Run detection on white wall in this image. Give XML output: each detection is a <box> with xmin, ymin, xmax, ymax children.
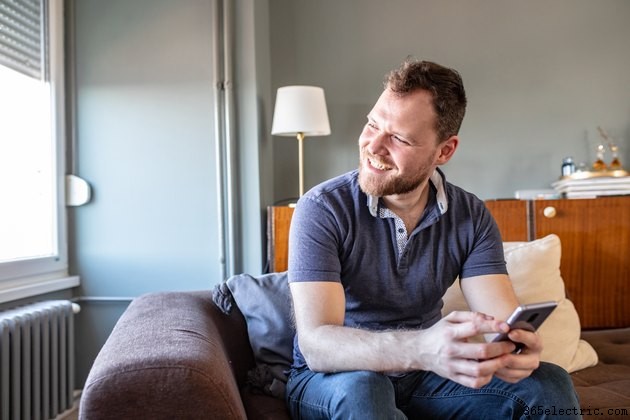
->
<box><xmin>269</xmin><ymin>0</ymin><xmax>630</xmax><ymax>200</ymax></box>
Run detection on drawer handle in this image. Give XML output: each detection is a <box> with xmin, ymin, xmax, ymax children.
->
<box><xmin>543</xmin><ymin>206</ymin><xmax>557</xmax><ymax>218</ymax></box>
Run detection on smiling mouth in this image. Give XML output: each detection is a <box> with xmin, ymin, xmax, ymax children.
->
<box><xmin>367</xmin><ymin>157</ymin><xmax>393</xmax><ymax>171</ymax></box>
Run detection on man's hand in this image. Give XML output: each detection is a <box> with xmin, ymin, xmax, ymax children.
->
<box><xmin>492</xmin><ymin>328</ymin><xmax>542</xmax><ymax>383</ymax></box>
<box><xmin>453</xmin><ymin>273</ymin><xmax>542</xmax><ymax>386</ymax></box>
<box><xmin>421</xmin><ymin>311</ymin><xmax>518</xmax><ymax>388</ymax></box>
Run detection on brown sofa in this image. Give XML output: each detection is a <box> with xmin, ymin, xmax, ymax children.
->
<box><xmin>80</xmin><ymin>291</ymin><xmax>630</xmax><ymax>420</ymax></box>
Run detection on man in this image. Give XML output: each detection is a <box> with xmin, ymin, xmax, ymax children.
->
<box><xmin>285</xmin><ymin>59</ymin><xmax>580</xmax><ymax>419</ymax></box>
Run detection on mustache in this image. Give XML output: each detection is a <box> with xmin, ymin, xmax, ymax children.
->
<box><xmin>360</xmin><ymin>149</ymin><xmax>393</xmax><ymax>168</ymax></box>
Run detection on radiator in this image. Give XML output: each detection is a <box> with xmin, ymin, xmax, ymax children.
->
<box><xmin>0</xmin><ymin>300</ymin><xmax>79</xmax><ymax>420</ymax></box>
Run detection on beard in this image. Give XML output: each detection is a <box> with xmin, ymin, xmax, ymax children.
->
<box><xmin>358</xmin><ymin>149</ymin><xmax>433</xmax><ymax>197</ymax></box>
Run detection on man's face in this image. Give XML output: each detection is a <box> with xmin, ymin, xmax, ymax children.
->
<box><xmin>358</xmin><ymin>88</ymin><xmax>446</xmax><ymax>197</ymax></box>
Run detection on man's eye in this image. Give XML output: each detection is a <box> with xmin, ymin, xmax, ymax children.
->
<box><xmin>393</xmin><ymin>136</ymin><xmax>409</xmax><ymax>145</ymax></box>
<box><xmin>367</xmin><ymin>122</ymin><xmax>377</xmax><ymax>129</ymax></box>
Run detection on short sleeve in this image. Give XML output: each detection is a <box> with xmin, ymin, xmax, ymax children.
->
<box><xmin>459</xmin><ymin>204</ymin><xmax>508</xmax><ymax>279</ymax></box>
<box><xmin>287</xmin><ymin>196</ymin><xmax>342</xmax><ymax>283</ymax></box>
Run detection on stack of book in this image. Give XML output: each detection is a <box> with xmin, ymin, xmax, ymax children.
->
<box><xmin>551</xmin><ymin>170</ymin><xmax>630</xmax><ymax>198</ymax></box>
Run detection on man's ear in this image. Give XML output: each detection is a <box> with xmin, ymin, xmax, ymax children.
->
<box><xmin>436</xmin><ymin>135</ymin><xmax>459</xmax><ymax>165</ymax></box>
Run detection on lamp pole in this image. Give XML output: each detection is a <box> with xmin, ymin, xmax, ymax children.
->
<box><xmin>297</xmin><ymin>131</ymin><xmax>305</xmax><ymax>196</ymax></box>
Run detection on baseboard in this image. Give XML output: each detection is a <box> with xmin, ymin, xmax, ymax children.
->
<box><xmin>55</xmin><ymin>390</ymin><xmax>82</xmax><ymax>420</ymax></box>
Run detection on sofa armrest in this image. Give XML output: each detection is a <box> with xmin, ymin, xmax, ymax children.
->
<box><xmin>80</xmin><ymin>291</ymin><xmax>254</xmax><ymax>420</ymax></box>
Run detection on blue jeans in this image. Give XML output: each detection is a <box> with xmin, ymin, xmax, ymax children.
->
<box><xmin>286</xmin><ymin>362</ymin><xmax>581</xmax><ymax>419</ymax></box>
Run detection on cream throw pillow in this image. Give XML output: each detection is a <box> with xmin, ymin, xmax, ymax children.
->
<box><xmin>441</xmin><ymin>234</ymin><xmax>598</xmax><ymax>373</ymax></box>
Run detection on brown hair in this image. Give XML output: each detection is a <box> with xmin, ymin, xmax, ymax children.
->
<box><xmin>384</xmin><ymin>58</ymin><xmax>467</xmax><ymax>142</ymax></box>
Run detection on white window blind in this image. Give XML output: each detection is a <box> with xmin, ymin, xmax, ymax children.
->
<box><xmin>0</xmin><ymin>0</ymin><xmax>45</xmax><ymax>80</ymax></box>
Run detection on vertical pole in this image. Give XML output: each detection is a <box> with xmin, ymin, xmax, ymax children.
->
<box><xmin>213</xmin><ymin>0</ymin><xmax>238</xmax><ymax>280</ymax></box>
<box><xmin>297</xmin><ymin>132</ymin><xmax>305</xmax><ymax>197</ymax></box>
<box><xmin>223</xmin><ymin>0</ymin><xmax>238</xmax><ymax>277</ymax></box>
<box><xmin>212</xmin><ymin>0</ymin><xmax>227</xmax><ymax>281</ymax></box>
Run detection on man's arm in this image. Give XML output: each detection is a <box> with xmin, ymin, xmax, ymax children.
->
<box><xmin>460</xmin><ymin>273</ymin><xmax>543</xmax><ymax>383</ymax></box>
<box><xmin>460</xmin><ymin>273</ymin><xmax>518</xmax><ymax>321</ymax></box>
<box><xmin>290</xmin><ymin>280</ymin><xmax>517</xmax><ymax>388</ymax></box>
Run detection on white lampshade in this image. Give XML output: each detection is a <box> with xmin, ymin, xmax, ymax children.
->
<box><xmin>271</xmin><ymin>86</ymin><xmax>331</xmax><ymax>136</ymax></box>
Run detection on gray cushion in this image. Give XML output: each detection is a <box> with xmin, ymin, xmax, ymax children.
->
<box><xmin>213</xmin><ymin>272</ymin><xmax>294</xmax><ymax>398</ymax></box>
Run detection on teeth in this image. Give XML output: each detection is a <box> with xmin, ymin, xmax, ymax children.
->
<box><xmin>368</xmin><ymin>158</ymin><xmax>391</xmax><ymax>170</ymax></box>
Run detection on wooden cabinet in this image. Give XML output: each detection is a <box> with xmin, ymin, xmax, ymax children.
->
<box><xmin>486</xmin><ymin>196</ymin><xmax>630</xmax><ymax>329</ymax></box>
<box><xmin>267</xmin><ymin>206</ymin><xmax>294</xmax><ymax>273</ymax></box>
<box><xmin>269</xmin><ymin>198</ymin><xmax>630</xmax><ymax>328</ymax></box>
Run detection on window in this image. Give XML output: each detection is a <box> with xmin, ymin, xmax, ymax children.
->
<box><xmin>0</xmin><ymin>0</ymin><xmax>74</xmax><ymax>299</ymax></box>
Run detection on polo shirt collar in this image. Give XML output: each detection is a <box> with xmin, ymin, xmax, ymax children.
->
<box><xmin>366</xmin><ymin>168</ymin><xmax>449</xmax><ymax>217</ymax></box>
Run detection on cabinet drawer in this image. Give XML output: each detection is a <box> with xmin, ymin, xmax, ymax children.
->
<box><xmin>533</xmin><ymin>197</ymin><xmax>630</xmax><ymax>328</ymax></box>
<box><xmin>485</xmin><ymin>200</ymin><xmax>529</xmax><ymax>242</ymax></box>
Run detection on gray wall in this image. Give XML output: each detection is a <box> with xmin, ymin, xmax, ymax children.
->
<box><xmin>69</xmin><ymin>0</ymin><xmax>269</xmax><ymax>385</ymax></box>
<box><xmin>269</xmin><ymin>0</ymin><xmax>630</xmax><ymax>201</ymax></box>
<box><xmin>72</xmin><ymin>0</ymin><xmax>225</xmax><ymax>296</ymax></box>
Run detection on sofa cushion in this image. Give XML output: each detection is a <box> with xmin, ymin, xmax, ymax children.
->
<box><xmin>572</xmin><ymin>328</ymin><xmax>630</xmax><ymax>416</ymax></box>
<box><xmin>442</xmin><ymin>234</ymin><xmax>599</xmax><ymax>373</ymax></box>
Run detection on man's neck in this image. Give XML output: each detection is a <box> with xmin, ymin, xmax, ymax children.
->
<box><xmin>381</xmin><ymin>180</ymin><xmax>431</xmax><ymax>232</ymax></box>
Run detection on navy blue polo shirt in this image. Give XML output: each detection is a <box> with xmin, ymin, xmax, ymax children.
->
<box><xmin>288</xmin><ymin>168</ymin><xmax>507</xmax><ymax>370</ymax></box>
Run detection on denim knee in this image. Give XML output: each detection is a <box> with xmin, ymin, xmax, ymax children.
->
<box><xmin>525</xmin><ymin>362</ymin><xmax>580</xmax><ymax>408</ymax></box>
<box><xmin>286</xmin><ymin>369</ymin><xmax>406</xmax><ymax>420</ymax></box>
<box><xmin>322</xmin><ymin>371</ymin><xmax>397</xmax><ymax>416</ymax></box>
<box><xmin>333</xmin><ymin>371</ymin><xmax>393</xmax><ymax>401</ymax></box>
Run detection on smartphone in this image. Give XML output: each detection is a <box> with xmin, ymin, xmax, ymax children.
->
<box><xmin>491</xmin><ymin>301</ymin><xmax>558</xmax><ymax>352</ymax></box>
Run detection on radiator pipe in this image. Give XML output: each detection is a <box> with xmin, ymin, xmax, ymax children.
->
<box><xmin>213</xmin><ymin>0</ymin><xmax>227</xmax><ymax>281</ymax></box>
<box><xmin>223</xmin><ymin>0</ymin><xmax>239</xmax><ymax>277</ymax></box>
<box><xmin>212</xmin><ymin>0</ymin><xmax>238</xmax><ymax>280</ymax></box>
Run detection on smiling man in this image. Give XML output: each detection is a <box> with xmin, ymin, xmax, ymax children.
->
<box><xmin>285</xmin><ymin>59</ymin><xmax>580</xmax><ymax>419</ymax></box>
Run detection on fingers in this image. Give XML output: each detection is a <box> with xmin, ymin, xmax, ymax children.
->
<box><xmin>435</xmin><ymin>311</ymin><xmax>513</xmax><ymax>366</ymax></box>
<box><xmin>443</xmin><ymin>311</ymin><xmax>509</xmax><ymax>340</ymax></box>
<box><xmin>446</xmin><ymin>344</ymin><xmax>539</xmax><ymax>387</ymax></box>
<box><xmin>494</xmin><ymin>354</ymin><xmax>540</xmax><ymax>383</ymax></box>
<box><xmin>493</xmin><ymin>330</ymin><xmax>542</xmax><ymax>383</ymax></box>
<box><xmin>442</xmin><ymin>357</ymin><xmax>509</xmax><ymax>389</ymax></box>
<box><xmin>508</xmin><ymin>329</ymin><xmax>543</xmax><ymax>353</ymax></box>
<box><xmin>444</xmin><ymin>310</ymin><xmax>494</xmax><ymax>323</ymax></box>
<box><xmin>443</xmin><ymin>340</ymin><xmax>515</xmax><ymax>361</ymax></box>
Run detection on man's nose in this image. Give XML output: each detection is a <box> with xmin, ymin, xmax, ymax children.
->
<box><xmin>366</xmin><ymin>132</ymin><xmax>388</xmax><ymax>155</ymax></box>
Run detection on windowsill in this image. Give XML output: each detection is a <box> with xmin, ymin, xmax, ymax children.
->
<box><xmin>0</xmin><ymin>275</ymin><xmax>80</xmax><ymax>304</ymax></box>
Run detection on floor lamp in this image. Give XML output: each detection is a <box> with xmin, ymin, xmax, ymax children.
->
<box><xmin>271</xmin><ymin>86</ymin><xmax>331</xmax><ymax>197</ymax></box>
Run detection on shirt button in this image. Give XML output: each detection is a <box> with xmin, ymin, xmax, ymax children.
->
<box><xmin>398</xmin><ymin>228</ymin><xmax>404</xmax><ymax>233</ymax></box>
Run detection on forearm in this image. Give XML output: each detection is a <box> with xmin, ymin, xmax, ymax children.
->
<box><xmin>461</xmin><ymin>274</ymin><xmax>519</xmax><ymax>322</ymax></box>
<box><xmin>299</xmin><ymin>324</ymin><xmax>430</xmax><ymax>373</ymax></box>
<box><xmin>290</xmin><ymin>281</ymin><xmax>512</xmax><ymax>379</ymax></box>
<box><xmin>299</xmin><ymin>310</ymin><xmax>518</xmax><ymax>388</ymax></box>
